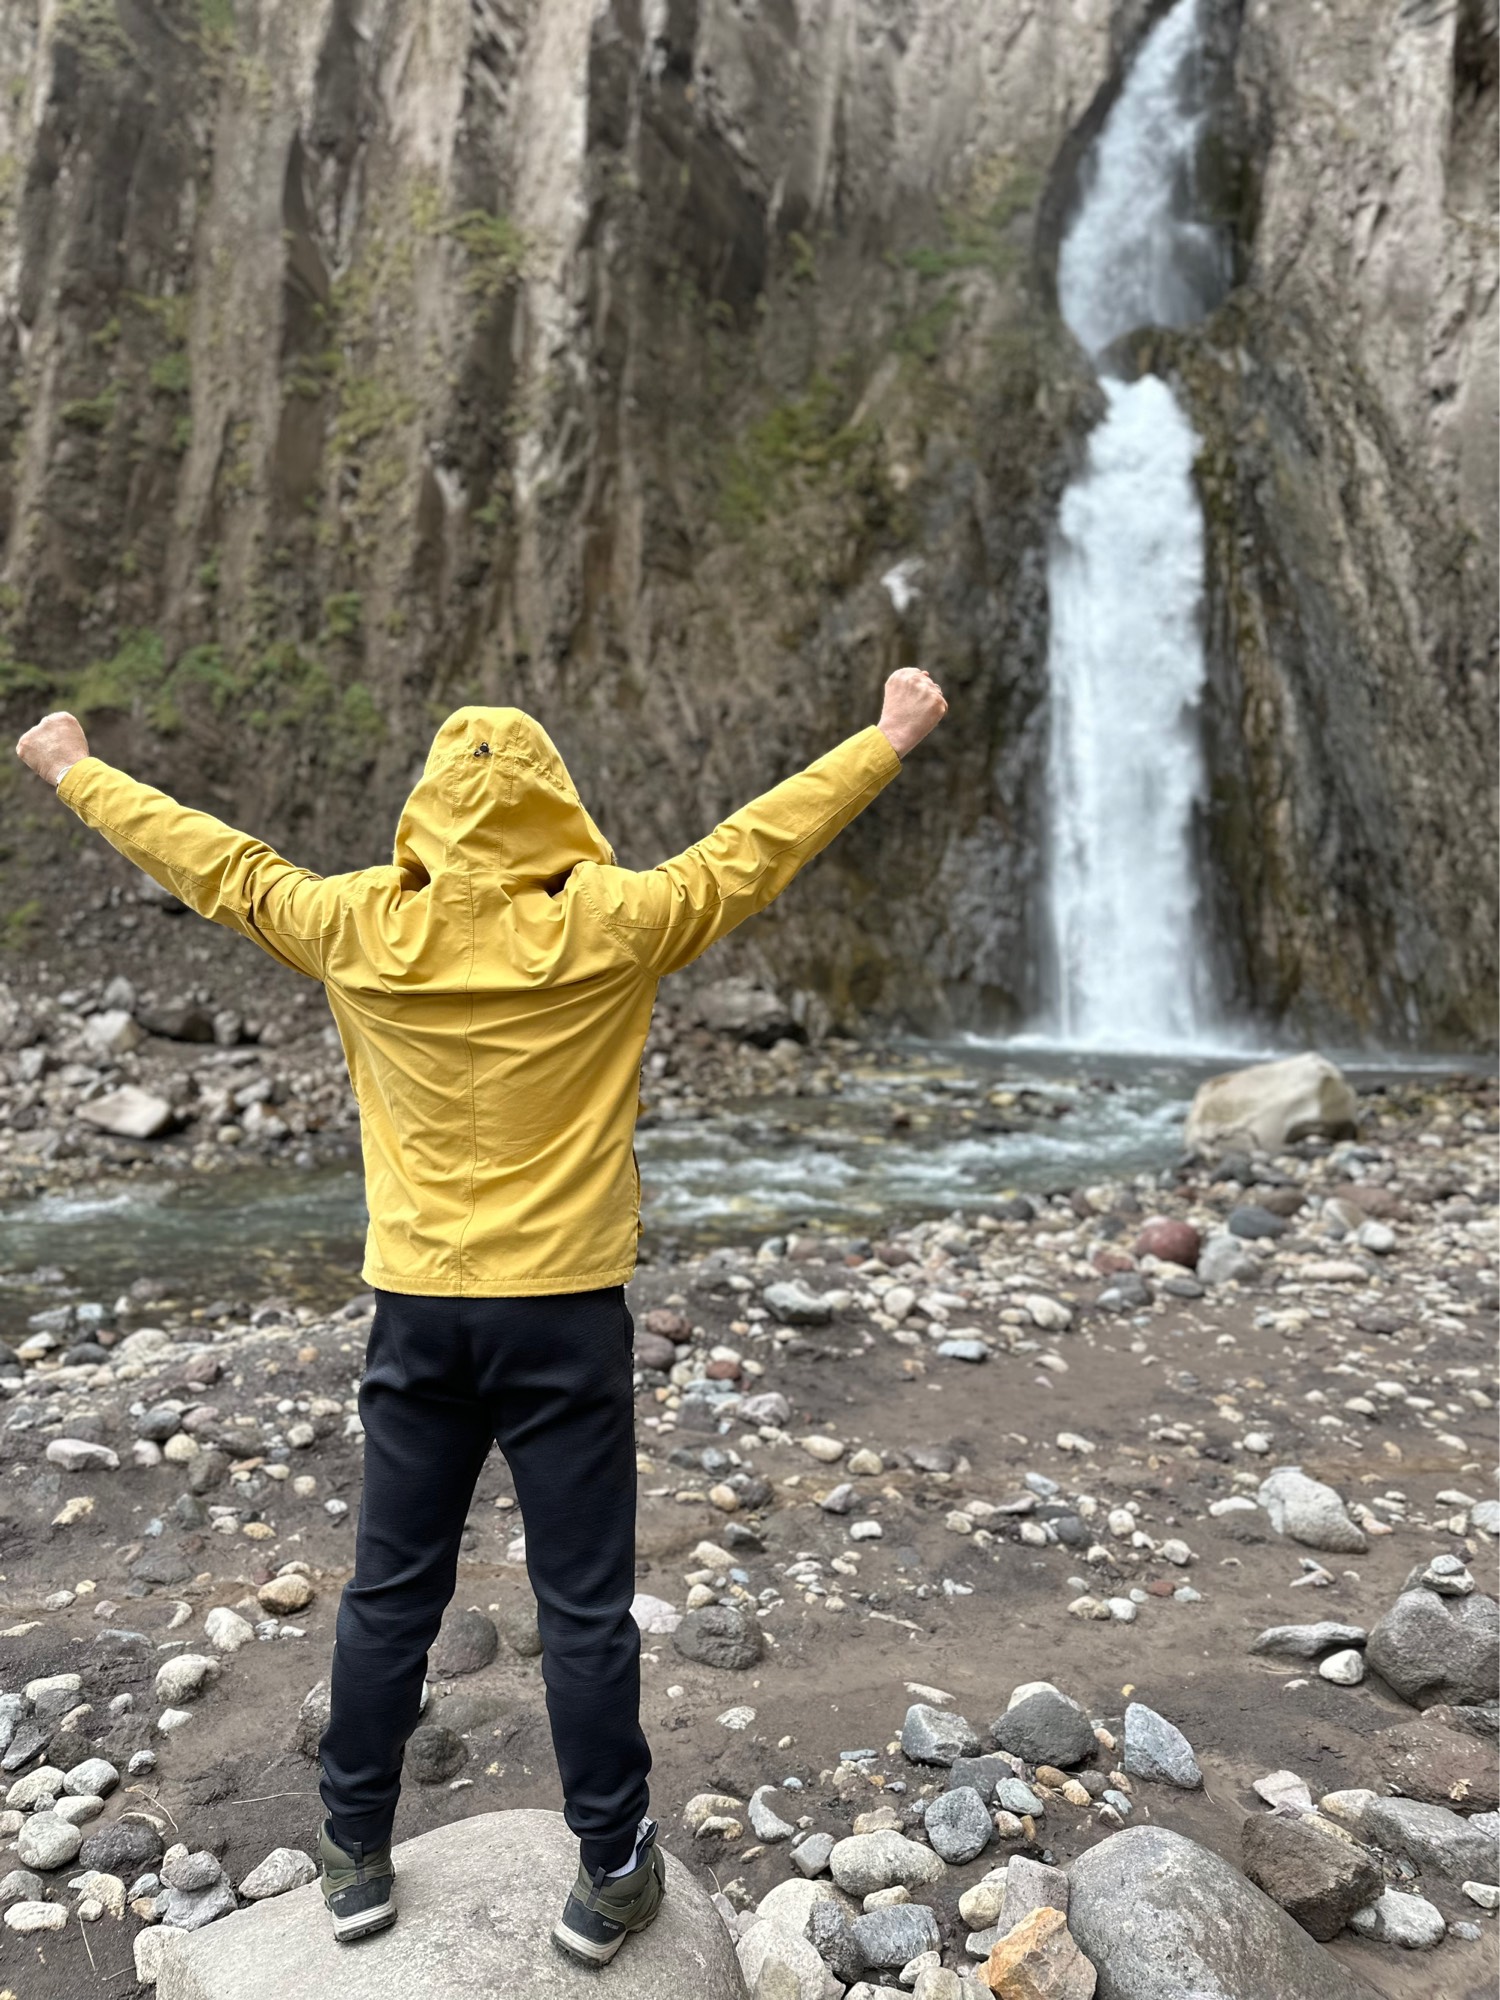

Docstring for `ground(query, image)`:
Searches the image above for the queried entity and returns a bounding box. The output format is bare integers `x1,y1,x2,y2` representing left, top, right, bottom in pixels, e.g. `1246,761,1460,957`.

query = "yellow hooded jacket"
56,709,902,1296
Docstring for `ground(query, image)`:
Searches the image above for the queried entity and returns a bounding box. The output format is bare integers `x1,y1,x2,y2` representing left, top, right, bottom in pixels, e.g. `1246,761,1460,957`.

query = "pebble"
901,1704,980,1767
4,1899,67,1932
830,1831,946,1896
791,1831,836,1879
154,1654,220,1704
1349,1889,1447,1949
68,1869,126,1919
738,1915,831,1997
958,1875,1009,1929
204,1606,256,1652
7,1767,67,1811
1318,1648,1365,1685
238,1848,317,1898
63,1759,119,1798
1256,1467,1367,1553
849,1900,940,1968
1249,1622,1366,1659
17,1814,83,1871
162,1848,224,1893
748,1786,797,1842
1252,1770,1312,1812
924,1786,993,1864
257,1573,314,1614
1123,1703,1202,1789
992,1688,1096,1769
44,1439,120,1472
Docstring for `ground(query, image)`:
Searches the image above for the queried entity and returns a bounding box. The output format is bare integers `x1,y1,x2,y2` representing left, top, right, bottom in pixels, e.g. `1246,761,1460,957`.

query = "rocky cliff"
0,0,1493,1045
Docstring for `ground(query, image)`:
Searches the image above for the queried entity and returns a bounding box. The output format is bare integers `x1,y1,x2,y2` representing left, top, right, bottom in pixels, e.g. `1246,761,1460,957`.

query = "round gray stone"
80,1820,163,1875
16,1813,82,1870
923,1786,993,1864
672,1605,764,1672
991,1689,1097,1769
849,1900,941,1968
153,1809,746,1999
405,1724,467,1784
430,1609,499,1678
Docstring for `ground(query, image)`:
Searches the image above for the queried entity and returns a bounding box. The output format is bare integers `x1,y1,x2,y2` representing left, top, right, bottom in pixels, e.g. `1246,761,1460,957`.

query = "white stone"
76,1085,175,1139
45,1438,120,1472
155,1655,220,1705
5,1899,67,1932
204,1607,255,1652
1318,1648,1365,1685
1184,1053,1357,1155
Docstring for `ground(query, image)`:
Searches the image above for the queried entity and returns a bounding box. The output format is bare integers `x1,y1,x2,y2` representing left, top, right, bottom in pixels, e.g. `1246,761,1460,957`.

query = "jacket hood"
392,707,614,891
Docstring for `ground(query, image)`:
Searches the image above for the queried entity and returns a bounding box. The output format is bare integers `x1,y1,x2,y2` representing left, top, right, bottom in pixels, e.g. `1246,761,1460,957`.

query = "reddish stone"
1146,1579,1176,1597
1091,1247,1137,1276
1345,1184,1402,1219
705,1357,741,1380
1132,1218,1202,1270
641,1308,693,1343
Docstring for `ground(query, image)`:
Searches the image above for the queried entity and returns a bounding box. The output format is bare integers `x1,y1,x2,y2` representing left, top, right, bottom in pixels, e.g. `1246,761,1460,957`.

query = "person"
15,666,947,1966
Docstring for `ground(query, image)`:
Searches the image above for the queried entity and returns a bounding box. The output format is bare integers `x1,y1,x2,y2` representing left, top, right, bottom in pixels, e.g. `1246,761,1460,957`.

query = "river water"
0,1040,1478,1323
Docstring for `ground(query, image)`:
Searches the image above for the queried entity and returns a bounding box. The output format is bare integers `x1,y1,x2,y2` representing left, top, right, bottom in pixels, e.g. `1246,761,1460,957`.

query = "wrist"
877,723,908,760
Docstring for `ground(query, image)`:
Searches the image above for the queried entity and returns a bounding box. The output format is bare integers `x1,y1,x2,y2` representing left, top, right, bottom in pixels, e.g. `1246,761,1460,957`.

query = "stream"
0,1040,1478,1326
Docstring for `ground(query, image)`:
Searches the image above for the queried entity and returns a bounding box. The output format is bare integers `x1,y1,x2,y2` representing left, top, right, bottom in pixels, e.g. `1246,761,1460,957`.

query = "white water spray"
1040,0,1230,1050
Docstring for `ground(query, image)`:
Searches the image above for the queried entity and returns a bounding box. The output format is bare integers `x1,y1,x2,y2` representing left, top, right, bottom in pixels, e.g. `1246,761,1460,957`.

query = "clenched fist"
877,668,948,759
16,711,89,787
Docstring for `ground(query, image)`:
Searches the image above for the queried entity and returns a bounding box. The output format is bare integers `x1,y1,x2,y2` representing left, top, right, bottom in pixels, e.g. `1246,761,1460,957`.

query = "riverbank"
0,1064,1495,1997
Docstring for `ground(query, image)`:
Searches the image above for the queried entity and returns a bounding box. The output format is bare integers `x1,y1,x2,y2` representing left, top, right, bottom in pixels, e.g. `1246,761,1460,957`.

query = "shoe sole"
331,1895,397,1944
551,1878,666,1967
551,1918,626,1968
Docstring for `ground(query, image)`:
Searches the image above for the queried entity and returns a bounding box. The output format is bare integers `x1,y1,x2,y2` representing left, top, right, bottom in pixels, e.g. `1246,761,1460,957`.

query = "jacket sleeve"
54,756,340,981
583,724,902,977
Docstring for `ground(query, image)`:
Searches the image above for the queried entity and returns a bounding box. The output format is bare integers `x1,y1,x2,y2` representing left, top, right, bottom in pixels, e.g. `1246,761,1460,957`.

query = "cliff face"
1173,0,1499,1046
0,0,1494,1045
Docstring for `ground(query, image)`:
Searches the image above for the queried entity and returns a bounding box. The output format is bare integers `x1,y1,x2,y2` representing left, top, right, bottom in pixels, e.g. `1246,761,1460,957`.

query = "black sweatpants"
317,1284,651,1874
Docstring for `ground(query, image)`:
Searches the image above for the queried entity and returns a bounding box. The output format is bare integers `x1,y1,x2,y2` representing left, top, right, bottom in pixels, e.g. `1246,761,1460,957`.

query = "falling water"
1041,0,1231,1050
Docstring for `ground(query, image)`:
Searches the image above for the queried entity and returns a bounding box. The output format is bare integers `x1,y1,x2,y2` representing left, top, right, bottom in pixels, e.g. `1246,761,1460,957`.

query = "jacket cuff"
858,724,905,784
55,755,107,815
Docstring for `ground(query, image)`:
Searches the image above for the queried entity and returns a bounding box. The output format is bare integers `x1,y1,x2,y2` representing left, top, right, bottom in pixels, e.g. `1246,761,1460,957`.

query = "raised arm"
16,711,339,981
586,668,947,978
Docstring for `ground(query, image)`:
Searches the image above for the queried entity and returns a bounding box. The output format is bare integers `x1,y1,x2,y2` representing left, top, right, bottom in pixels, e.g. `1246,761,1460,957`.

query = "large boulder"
75,1085,176,1139
1066,1825,1380,2000
1366,1590,1500,1709
1183,1054,1357,1157
156,1810,746,1999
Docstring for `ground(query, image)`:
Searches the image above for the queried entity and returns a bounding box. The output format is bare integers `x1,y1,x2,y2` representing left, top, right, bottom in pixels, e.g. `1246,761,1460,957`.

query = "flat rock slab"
157,1810,746,2000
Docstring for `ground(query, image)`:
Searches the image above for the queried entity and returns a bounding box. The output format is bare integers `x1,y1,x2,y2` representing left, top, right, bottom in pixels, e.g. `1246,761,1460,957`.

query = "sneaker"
552,1818,666,1967
318,1818,397,1943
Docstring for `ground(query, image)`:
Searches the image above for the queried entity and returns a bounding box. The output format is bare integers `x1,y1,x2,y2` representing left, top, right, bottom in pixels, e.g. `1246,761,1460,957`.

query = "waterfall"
1039,0,1231,1051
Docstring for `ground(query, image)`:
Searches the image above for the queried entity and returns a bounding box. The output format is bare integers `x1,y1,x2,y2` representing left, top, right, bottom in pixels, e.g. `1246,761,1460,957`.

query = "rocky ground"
0,945,1495,1997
